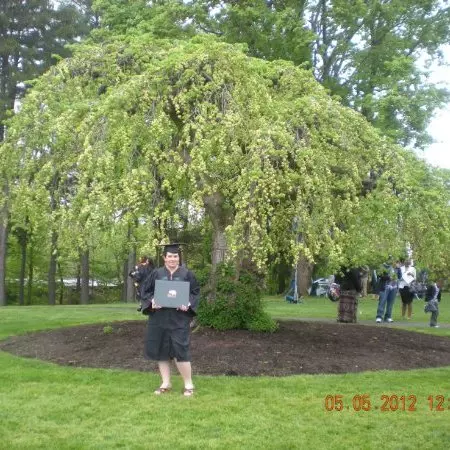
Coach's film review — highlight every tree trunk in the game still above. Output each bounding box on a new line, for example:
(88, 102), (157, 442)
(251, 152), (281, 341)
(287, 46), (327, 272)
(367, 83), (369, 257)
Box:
(204, 192), (230, 301)
(0, 53), (15, 307)
(126, 249), (136, 302)
(296, 253), (314, 297)
(48, 172), (60, 305)
(122, 259), (128, 302)
(204, 192), (229, 269)
(80, 249), (89, 304)
(0, 183), (9, 306)
(18, 229), (27, 306)
(57, 261), (64, 305)
(212, 227), (227, 267)
(76, 263), (81, 291)
(122, 223), (136, 303)
(48, 230), (58, 305)
(27, 241), (33, 305)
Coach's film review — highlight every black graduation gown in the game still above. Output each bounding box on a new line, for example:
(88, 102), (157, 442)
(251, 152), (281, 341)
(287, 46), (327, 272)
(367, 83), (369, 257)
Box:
(129, 263), (154, 299)
(141, 266), (200, 361)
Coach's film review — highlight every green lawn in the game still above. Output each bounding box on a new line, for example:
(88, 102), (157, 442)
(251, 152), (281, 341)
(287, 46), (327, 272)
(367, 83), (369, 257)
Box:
(265, 293), (450, 336)
(0, 297), (449, 450)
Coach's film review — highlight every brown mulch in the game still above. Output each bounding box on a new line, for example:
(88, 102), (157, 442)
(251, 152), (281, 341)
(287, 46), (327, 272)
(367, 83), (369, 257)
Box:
(1, 320), (450, 376)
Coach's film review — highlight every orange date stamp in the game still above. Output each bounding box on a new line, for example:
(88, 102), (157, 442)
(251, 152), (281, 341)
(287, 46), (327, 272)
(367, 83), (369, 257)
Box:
(324, 394), (450, 412)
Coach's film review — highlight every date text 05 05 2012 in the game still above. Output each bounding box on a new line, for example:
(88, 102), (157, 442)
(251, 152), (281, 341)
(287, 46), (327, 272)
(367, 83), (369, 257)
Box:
(324, 395), (450, 412)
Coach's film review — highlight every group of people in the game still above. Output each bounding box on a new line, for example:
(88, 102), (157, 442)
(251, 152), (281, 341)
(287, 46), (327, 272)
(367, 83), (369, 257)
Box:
(130, 244), (200, 397)
(374, 258), (441, 328)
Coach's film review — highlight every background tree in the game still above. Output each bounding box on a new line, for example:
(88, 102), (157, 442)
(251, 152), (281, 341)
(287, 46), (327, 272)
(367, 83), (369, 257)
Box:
(63, 0), (101, 29)
(0, 0), (89, 305)
(192, 0), (313, 66)
(191, 0), (450, 148)
(308, 0), (450, 148)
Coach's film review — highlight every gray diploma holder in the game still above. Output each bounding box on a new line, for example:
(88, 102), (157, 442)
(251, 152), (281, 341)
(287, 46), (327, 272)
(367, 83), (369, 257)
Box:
(154, 280), (190, 308)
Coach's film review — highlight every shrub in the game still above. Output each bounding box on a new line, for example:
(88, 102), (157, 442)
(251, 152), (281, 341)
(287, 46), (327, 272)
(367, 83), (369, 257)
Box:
(247, 310), (279, 332)
(197, 263), (278, 332)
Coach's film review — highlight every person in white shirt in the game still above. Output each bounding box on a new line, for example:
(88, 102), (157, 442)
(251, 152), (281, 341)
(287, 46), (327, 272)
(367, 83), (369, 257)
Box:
(398, 259), (416, 319)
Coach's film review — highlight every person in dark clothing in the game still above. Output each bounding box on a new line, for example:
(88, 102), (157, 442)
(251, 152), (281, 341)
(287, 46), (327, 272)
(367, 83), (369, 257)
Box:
(141, 244), (200, 397)
(424, 280), (442, 328)
(335, 267), (361, 323)
(129, 256), (154, 304)
(375, 261), (398, 323)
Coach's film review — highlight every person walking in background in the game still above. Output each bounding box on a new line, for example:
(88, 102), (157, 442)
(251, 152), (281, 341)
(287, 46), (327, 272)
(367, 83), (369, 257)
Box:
(424, 280), (441, 328)
(335, 267), (362, 323)
(375, 259), (398, 323)
(399, 259), (416, 319)
(129, 256), (155, 306)
(359, 265), (370, 297)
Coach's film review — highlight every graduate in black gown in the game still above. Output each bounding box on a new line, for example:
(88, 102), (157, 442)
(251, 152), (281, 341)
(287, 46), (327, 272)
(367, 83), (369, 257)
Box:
(141, 243), (200, 396)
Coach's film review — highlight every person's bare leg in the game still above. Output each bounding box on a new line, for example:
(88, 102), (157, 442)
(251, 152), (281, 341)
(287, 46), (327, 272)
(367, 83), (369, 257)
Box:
(407, 303), (412, 319)
(401, 303), (406, 318)
(175, 361), (194, 389)
(158, 361), (171, 388)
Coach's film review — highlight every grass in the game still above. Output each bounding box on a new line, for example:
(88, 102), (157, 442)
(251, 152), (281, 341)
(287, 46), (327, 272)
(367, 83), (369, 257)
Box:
(0, 296), (449, 449)
(265, 293), (450, 336)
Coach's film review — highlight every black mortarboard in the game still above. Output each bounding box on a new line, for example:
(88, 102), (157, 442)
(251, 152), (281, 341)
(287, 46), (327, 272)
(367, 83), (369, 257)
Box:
(157, 242), (184, 254)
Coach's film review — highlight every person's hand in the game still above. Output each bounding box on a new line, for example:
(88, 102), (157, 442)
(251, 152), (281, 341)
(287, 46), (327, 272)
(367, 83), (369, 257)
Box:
(151, 298), (162, 309)
(177, 303), (191, 312)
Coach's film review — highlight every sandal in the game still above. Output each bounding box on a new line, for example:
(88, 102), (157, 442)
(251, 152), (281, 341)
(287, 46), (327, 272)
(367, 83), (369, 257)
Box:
(183, 387), (194, 397)
(154, 386), (171, 395)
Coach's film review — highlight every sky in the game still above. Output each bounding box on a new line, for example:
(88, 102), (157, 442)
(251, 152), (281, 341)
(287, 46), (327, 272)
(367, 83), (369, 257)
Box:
(416, 48), (450, 170)
(420, 105), (450, 169)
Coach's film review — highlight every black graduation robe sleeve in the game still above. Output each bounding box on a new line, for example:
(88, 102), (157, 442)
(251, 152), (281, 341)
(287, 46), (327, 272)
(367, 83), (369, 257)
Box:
(140, 269), (157, 303)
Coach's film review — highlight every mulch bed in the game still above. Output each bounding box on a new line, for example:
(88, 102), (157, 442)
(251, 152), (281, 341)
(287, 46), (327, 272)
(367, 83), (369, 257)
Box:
(1, 320), (450, 376)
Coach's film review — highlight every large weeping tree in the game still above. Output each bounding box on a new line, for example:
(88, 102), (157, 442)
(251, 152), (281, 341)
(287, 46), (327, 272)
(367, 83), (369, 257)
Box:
(4, 33), (423, 299)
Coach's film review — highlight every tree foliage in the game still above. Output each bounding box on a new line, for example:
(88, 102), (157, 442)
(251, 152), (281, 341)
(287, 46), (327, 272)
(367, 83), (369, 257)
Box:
(0, 0), (90, 305)
(0, 0), (89, 138)
(190, 0), (450, 148)
(6, 32), (448, 276)
(1, 1), (450, 311)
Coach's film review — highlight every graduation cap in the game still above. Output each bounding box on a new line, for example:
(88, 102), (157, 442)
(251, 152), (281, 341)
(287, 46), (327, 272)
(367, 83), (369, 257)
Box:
(157, 242), (185, 254)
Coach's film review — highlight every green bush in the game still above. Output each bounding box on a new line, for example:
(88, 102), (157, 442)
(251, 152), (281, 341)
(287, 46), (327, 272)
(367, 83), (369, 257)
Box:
(247, 310), (279, 332)
(197, 263), (278, 332)
(103, 325), (114, 334)
(191, 265), (211, 288)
